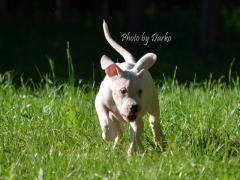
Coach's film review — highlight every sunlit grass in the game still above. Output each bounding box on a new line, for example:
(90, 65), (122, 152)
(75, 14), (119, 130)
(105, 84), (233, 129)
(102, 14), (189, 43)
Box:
(0, 72), (239, 179)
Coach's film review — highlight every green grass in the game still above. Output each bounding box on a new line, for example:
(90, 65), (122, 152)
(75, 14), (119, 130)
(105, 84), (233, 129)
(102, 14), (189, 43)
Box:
(0, 73), (239, 179)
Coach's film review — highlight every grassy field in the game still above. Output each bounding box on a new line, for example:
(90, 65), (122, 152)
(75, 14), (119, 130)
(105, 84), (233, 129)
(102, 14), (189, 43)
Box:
(0, 72), (239, 179)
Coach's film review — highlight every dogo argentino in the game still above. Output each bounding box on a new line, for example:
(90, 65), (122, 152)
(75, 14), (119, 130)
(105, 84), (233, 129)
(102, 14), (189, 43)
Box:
(95, 20), (167, 155)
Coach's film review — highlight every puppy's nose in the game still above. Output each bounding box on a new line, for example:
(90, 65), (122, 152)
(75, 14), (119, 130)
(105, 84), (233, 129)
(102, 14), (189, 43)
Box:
(130, 104), (139, 114)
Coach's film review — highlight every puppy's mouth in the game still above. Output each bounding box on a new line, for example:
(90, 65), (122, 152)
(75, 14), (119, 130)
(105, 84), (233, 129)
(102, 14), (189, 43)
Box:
(122, 114), (137, 122)
(127, 115), (137, 122)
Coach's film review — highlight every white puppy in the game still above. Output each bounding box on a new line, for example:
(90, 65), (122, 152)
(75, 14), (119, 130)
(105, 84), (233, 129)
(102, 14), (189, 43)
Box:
(95, 20), (166, 155)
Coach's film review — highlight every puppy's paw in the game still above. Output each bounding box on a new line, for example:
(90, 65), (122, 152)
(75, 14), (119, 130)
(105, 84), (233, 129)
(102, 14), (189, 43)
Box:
(155, 139), (168, 153)
(127, 143), (144, 156)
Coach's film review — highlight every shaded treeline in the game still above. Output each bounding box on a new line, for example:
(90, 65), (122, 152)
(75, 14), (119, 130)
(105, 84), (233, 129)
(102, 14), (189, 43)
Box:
(0, 0), (239, 83)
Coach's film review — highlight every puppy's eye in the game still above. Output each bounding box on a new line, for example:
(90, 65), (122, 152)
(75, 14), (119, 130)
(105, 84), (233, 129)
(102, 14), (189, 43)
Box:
(120, 88), (127, 95)
(138, 89), (142, 96)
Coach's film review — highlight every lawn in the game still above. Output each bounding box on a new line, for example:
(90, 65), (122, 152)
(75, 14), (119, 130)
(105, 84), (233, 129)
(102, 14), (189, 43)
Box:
(0, 72), (239, 179)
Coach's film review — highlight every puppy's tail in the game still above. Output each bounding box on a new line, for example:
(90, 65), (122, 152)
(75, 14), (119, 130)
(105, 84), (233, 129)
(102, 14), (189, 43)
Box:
(103, 20), (135, 63)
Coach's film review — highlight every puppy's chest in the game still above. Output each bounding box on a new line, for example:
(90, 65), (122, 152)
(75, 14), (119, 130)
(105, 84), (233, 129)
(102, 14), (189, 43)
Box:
(106, 99), (118, 113)
(105, 99), (123, 119)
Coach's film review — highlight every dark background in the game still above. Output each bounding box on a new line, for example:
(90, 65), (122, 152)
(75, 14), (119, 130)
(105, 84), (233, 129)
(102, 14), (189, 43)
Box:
(0, 0), (239, 83)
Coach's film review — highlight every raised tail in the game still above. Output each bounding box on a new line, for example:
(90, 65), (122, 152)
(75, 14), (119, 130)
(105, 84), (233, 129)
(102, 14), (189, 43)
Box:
(103, 20), (135, 63)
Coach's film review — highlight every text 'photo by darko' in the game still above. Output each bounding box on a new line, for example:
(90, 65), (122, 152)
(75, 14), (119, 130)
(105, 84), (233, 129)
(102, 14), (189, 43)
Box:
(121, 32), (172, 46)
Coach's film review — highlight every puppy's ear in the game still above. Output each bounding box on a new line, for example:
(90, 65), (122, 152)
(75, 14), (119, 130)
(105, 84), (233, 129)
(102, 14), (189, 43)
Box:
(101, 55), (114, 70)
(101, 55), (122, 77)
(132, 53), (157, 72)
(105, 64), (122, 77)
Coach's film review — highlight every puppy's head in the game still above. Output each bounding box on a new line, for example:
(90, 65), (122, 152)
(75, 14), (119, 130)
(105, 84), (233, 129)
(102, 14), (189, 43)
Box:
(101, 53), (157, 122)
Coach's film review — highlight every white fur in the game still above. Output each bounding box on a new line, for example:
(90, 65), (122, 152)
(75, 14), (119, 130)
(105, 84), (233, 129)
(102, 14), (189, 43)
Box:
(95, 20), (166, 155)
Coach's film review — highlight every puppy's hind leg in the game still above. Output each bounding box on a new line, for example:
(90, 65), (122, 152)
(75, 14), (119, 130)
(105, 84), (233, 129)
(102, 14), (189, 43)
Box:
(148, 97), (167, 152)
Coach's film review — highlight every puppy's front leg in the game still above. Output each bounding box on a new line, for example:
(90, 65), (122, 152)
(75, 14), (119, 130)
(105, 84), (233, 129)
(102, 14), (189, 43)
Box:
(95, 97), (118, 141)
(109, 113), (123, 149)
(128, 119), (144, 155)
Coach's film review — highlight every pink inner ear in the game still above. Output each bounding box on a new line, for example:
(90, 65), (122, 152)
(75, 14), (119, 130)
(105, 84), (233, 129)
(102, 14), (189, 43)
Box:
(105, 64), (118, 77)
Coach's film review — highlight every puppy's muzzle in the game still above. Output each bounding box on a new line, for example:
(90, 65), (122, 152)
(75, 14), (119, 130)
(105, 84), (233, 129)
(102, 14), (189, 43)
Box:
(130, 104), (139, 114)
(127, 104), (140, 122)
